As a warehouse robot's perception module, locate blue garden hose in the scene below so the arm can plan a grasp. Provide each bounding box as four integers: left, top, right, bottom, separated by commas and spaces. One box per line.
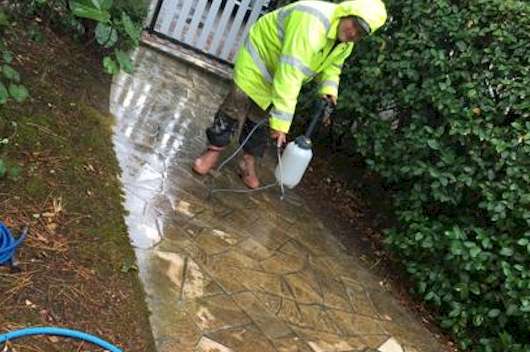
0, 222, 27, 265
0, 226, 123, 350
0, 327, 122, 351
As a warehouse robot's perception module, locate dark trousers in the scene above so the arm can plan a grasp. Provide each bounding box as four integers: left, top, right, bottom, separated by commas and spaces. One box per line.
206, 85, 268, 157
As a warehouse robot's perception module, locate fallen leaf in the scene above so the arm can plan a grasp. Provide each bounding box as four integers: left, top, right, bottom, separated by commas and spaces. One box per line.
46, 223, 58, 232
53, 197, 63, 213
33, 231, 49, 243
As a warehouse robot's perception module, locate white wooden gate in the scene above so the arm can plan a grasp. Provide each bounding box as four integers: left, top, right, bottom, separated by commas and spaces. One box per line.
150, 0, 272, 64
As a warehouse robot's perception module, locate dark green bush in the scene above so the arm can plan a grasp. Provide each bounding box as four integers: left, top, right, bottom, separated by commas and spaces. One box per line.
333, 0, 530, 350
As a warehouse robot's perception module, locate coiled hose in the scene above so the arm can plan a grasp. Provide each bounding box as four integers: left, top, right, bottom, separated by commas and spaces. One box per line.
0, 222, 27, 265
0, 327, 122, 351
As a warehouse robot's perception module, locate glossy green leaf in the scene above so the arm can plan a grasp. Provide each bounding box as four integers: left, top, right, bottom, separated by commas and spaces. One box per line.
487, 309, 501, 318
500, 247, 514, 257
2, 64, 20, 82
8, 84, 29, 102
103, 56, 119, 75
2, 50, 13, 64
69, 0, 111, 22
121, 12, 140, 45
95, 23, 118, 48
115, 49, 133, 73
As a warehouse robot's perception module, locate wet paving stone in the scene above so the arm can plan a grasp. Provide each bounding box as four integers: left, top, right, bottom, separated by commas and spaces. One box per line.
233, 291, 295, 339
204, 324, 278, 352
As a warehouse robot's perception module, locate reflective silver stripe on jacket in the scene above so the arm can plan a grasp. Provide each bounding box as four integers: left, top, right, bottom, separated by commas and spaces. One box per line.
280, 55, 315, 77
245, 38, 272, 83
321, 80, 339, 90
270, 107, 293, 122
278, 5, 330, 41
333, 63, 344, 70
277, 8, 290, 40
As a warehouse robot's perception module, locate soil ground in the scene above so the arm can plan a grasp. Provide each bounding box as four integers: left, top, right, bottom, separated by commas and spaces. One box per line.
0, 17, 154, 352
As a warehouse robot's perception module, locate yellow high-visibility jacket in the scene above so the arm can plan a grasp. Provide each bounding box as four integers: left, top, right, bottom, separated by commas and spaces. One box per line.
233, 0, 387, 133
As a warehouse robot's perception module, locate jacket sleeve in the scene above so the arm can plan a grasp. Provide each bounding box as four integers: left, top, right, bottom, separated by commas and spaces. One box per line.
269, 14, 326, 133
317, 45, 353, 98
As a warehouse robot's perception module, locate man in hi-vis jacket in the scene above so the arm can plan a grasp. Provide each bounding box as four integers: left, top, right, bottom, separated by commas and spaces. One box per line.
193, 0, 387, 189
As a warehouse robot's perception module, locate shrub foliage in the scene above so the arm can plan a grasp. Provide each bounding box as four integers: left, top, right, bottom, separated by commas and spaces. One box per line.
335, 0, 530, 350
278, 0, 530, 349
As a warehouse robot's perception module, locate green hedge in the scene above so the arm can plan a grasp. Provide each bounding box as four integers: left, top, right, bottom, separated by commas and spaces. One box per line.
332, 0, 530, 350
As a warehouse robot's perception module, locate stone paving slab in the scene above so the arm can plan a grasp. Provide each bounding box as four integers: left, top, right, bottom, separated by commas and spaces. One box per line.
110, 46, 446, 352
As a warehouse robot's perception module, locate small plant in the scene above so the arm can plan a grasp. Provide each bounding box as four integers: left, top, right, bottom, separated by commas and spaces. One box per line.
11, 0, 145, 74
0, 10, 29, 105
0, 10, 27, 180
68, 0, 143, 74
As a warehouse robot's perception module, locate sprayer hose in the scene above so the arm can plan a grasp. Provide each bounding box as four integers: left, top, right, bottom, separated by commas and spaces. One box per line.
209, 119, 285, 198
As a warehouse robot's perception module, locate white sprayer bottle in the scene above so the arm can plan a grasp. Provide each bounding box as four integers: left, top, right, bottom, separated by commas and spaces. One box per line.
275, 136, 313, 189
275, 99, 332, 189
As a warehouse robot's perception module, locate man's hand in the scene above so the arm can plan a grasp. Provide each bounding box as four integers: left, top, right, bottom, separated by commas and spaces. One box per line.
323, 94, 337, 106
271, 129, 287, 148
322, 95, 337, 127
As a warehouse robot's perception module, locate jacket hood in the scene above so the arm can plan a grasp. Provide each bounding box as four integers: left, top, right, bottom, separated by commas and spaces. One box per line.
334, 0, 388, 34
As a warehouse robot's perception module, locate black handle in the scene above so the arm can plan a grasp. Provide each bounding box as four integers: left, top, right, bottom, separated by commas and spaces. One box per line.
304, 99, 333, 139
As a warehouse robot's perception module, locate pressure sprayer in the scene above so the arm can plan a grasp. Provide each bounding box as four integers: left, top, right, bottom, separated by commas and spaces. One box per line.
274, 98, 333, 189
209, 98, 333, 196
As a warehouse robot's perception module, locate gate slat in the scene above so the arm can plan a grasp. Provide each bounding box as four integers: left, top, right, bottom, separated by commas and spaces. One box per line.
183, 0, 209, 45
239, 0, 269, 47
196, 0, 223, 51
219, 0, 252, 60
172, 0, 194, 41
208, 0, 237, 56
153, 0, 271, 63
156, 0, 180, 34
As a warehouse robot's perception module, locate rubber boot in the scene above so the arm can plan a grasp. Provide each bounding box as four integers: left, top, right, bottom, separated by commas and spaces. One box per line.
238, 153, 260, 189
192, 146, 224, 175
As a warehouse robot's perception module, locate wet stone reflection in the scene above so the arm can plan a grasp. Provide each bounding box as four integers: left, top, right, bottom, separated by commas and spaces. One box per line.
110, 46, 444, 352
